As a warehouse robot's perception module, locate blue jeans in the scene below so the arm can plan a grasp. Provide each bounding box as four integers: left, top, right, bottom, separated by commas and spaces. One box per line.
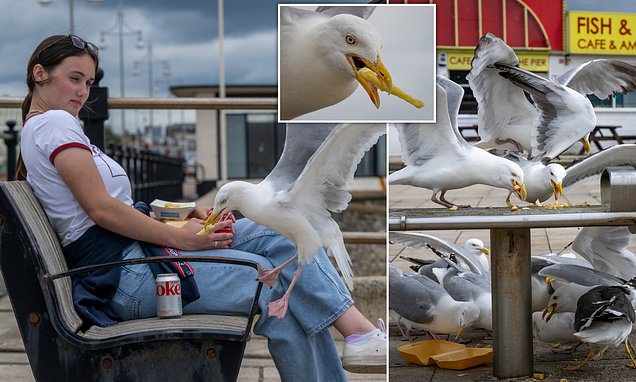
109, 219, 353, 381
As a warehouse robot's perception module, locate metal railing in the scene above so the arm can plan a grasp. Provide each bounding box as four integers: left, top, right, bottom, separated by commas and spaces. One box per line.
0, 97, 277, 110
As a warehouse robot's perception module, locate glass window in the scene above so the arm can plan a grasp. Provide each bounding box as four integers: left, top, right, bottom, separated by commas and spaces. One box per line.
227, 114, 247, 178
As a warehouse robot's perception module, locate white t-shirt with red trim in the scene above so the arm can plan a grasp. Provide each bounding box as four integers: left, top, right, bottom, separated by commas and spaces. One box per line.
20, 110, 133, 246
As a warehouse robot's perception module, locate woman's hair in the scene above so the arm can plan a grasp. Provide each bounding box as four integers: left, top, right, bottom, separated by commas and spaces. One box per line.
16, 35, 99, 180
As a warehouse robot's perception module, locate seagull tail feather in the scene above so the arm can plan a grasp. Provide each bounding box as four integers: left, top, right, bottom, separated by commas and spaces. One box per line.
328, 239, 354, 291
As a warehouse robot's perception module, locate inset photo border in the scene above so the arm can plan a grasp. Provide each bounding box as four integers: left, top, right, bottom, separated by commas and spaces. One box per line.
278, 3, 436, 123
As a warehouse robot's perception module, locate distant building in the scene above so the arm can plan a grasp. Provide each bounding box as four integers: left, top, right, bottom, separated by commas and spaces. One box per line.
390, 0, 636, 133
169, 84, 387, 190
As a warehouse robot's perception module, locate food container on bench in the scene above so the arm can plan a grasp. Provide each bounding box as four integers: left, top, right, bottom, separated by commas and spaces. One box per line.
397, 339, 466, 366
150, 199, 196, 220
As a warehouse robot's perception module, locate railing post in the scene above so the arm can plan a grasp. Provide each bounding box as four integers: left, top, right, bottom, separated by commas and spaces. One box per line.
3, 120, 17, 181
79, 68, 109, 150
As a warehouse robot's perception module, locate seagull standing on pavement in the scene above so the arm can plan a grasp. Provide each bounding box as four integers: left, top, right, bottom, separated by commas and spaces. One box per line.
209, 123, 385, 319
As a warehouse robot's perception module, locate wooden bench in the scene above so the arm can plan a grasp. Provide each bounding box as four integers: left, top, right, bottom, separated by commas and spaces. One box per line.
0, 181, 263, 382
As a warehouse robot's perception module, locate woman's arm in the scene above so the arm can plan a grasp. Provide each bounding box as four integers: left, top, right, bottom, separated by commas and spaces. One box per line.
54, 147, 230, 251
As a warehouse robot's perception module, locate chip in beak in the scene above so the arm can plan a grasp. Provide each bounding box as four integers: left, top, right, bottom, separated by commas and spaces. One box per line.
348, 54, 392, 108
550, 180, 563, 201
197, 207, 227, 236
512, 179, 527, 201
542, 303, 556, 322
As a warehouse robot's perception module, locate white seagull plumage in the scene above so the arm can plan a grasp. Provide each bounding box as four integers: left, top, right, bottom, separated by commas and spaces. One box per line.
469, 34, 636, 203
468, 33, 596, 160
280, 6, 392, 120
573, 226, 636, 281
211, 123, 385, 318
389, 265, 480, 339
388, 76, 526, 208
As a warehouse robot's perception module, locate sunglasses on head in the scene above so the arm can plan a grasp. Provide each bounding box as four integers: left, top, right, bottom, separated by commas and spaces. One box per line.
39, 34, 99, 58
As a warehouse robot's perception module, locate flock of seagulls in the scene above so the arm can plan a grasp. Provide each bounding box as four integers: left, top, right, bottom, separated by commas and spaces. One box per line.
391, 33, 636, 208
388, 32, 636, 371
390, 226, 636, 370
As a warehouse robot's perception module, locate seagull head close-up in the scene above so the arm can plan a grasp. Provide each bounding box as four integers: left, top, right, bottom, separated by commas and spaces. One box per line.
316, 14, 391, 108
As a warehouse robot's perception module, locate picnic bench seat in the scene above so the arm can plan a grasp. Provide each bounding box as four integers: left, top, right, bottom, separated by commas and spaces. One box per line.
0, 181, 263, 381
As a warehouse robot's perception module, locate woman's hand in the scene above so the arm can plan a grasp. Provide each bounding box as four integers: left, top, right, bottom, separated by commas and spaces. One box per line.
179, 219, 234, 250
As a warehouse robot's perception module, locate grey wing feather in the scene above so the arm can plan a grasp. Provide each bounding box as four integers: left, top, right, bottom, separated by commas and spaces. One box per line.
315, 6, 375, 19
280, 6, 323, 27
572, 226, 636, 280
557, 59, 636, 99
437, 76, 467, 144
563, 144, 636, 187
389, 266, 441, 324
264, 124, 337, 192
389, 232, 483, 275
392, 83, 464, 167
538, 264, 625, 286
443, 269, 490, 302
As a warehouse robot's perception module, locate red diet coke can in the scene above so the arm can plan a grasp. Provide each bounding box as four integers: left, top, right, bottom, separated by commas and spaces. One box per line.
155, 273, 182, 318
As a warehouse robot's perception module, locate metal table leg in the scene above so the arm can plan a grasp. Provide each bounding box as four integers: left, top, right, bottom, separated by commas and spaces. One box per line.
490, 228, 533, 378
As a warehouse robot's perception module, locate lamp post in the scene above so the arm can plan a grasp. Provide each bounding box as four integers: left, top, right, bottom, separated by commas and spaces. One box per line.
99, 0, 144, 133
133, 39, 169, 131
38, 0, 103, 35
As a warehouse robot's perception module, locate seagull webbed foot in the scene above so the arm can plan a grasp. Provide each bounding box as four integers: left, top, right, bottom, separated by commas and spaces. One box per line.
267, 295, 290, 319
257, 254, 298, 288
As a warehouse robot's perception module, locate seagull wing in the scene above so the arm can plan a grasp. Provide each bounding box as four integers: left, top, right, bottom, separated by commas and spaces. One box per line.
563, 144, 636, 188
572, 226, 636, 280
538, 263, 626, 286
315, 6, 375, 19
437, 76, 466, 143
389, 231, 484, 275
557, 59, 636, 100
264, 124, 337, 192
286, 123, 385, 288
467, 33, 537, 149
389, 266, 442, 324
493, 63, 596, 160
393, 82, 464, 167
280, 6, 326, 33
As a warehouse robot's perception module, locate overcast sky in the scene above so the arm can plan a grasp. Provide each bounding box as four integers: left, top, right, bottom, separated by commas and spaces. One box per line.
0, 0, 369, 133
0, 0, 633, 132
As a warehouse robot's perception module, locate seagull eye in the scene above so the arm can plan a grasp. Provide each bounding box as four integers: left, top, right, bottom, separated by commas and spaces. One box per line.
345, 34, 357, 45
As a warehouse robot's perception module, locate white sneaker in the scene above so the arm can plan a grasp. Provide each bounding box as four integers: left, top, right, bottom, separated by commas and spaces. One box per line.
342, 319, 387, 374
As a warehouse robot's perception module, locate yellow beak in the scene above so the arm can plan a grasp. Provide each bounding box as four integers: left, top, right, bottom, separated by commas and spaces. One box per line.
454, 325, 465, 341
581, 137, 591, 154
197, 207, 227, 236
349, 55, 392, 109
542, 303, 556, 322
512, 180, 527, 201
480, 247, 490, 256
357, 66, 425, 109
550, 180, 563, 201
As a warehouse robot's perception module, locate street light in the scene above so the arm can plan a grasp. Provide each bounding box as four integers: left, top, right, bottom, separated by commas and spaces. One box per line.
38, 0, 103, 35
133, 39, 169, 130
99, 0, 144, 132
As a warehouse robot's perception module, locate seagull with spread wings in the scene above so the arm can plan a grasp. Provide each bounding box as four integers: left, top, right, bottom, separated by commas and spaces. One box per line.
389, 76, 526, 208
208, 123, 385, 319
469, 33, 636, 203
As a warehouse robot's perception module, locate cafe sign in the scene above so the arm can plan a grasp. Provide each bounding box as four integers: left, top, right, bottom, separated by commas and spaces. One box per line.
440, 49, 549, 72
568, 11, 636, 55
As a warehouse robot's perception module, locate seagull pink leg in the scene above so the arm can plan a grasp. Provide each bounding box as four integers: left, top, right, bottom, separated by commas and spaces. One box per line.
257, 254, 298, 288
268, 264, 303, 319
